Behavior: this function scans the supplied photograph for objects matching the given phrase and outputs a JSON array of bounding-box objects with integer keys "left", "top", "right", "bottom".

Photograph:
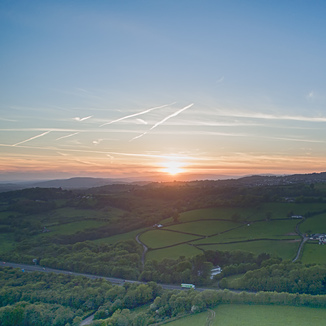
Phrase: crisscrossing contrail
[
  {"left": 131, "top": 103, "right": 194, "bottom": 141},
  {"left": 12, "top": 131, "right": 51, "bottom": 146},
  {"left": 99, "top": 102, "right": 176, "bottom": 127}
]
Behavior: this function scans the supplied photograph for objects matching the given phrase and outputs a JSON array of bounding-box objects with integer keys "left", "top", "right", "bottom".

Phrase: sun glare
[{"left": 161, "top": 160, "right": 185, "bottom": 175}]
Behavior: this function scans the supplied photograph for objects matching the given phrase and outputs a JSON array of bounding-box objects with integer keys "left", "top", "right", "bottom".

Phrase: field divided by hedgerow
[
  {"left": 41, "top": 220, "right": 108, "bottom": 236},
  {"left": 164, "top": 220, "right": 241, "bottom": 236},
  {"left": 195, "top": 239, "right": 300, "bottom": 260},
  {"left": 146, "top": 244, "right": 202, "bottom": 261},
  {"left": 139, "top": 230, "right": 201, "bottom": 249},
  {"left": 300, "top": 213, "right": 326, "bottom": 234},
  {"left": 191, "top": 219, "right": 299, "bottom": 244}
]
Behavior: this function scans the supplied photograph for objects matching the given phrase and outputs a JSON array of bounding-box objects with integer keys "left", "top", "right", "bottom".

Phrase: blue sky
[{"left": 1, "top": 0, "right": 326, "bottom": 181}]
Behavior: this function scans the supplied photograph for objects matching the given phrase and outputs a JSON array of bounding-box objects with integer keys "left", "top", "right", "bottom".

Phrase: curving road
[
  {"left": 135, "top": 232, "right": 148, "bottom": 269},
  {"left": 0, "top": 261, "right": 202, "bottom": 292}
]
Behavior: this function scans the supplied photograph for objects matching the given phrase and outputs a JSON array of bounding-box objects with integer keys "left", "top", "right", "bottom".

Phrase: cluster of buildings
[{"left": 309, "top": 233, "right": 326, "bottom": 245}]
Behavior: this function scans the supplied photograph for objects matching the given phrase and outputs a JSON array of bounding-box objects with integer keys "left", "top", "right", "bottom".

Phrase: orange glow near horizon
[{"left": 160, "top": 160, "right": 186, "bottom": 175}]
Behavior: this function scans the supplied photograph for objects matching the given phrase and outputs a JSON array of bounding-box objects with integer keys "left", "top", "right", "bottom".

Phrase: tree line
[
  {"left": 2, "top": 266, "right": 326, "bottom": 326},
  {"left": 221, "top": 260, "right": 326, "bottom": 295}
]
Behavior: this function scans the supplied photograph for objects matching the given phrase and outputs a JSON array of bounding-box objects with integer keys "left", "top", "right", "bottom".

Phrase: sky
[{"left": 1, "top": 0, "right": 326, "bottom": 181}]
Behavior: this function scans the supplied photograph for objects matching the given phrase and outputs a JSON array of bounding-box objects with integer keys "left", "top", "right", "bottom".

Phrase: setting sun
[{"left": 161, "top": 160, "right": 185, "bottom": 175}]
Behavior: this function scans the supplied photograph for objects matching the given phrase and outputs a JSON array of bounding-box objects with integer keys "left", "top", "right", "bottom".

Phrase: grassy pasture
[
  {"left": 146, "top": 244, "right": 202, "bottom": 261},
  {"left": 259, "top": 202, "right": 326, "bottom": 219},
  {"left": 41, "top": 207, "right": 121, "bottom": 226},
  {"left": 92, "top": 228, "right": 148, "bottom": 245},
  {"left": 178, "top": 207, "right": 258, "bottom": 223},
  {"left": 176, "top": 203, "right": 326, "bottom": 225},
  {"left": 192, "top": 219, "right": 299, "bottom": 244},
  {"left": 41, "top": 220, "right": 108, "bottom": 236},
  {"left": 139, "top": 230, "right": 201, "bottom": 249},
  {"left": 301, "top": 243, "right": 326, "bottom": 265},
  {"left": 166, "top": 304, "right": 326, "bottom": 326},
  {"left": 195, "top": 239, "right": 299, "bottom": 260},
  {"left": 300, "top": 213, "right": 326, "bottom": 234},
  {"left": 164, "top": 220, "right": 241, "bottom": 236}
]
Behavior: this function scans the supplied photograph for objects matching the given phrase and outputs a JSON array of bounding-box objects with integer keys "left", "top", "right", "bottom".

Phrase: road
[
  {"left": 135, "top": 232, "right": 148, "bottom": 268},
  {"left": 0, "top": 261, "right": 204, "bottom": 292},
  {"left": 292, "top": 217, "right": 308, "bottom": 262},
  {"left": 292, "top": 236, "right": 309, "bottom": 262}
]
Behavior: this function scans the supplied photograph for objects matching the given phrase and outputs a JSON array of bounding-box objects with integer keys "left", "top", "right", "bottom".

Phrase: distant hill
[
  {"left": 1, "top": 171, "right": 326, "bottom": 192},
  {"left": 234, "top": 172, "right": 326, "bottom": 186},
  {"left": 29, "top": 177, "right": 129, "bottom": 189}
]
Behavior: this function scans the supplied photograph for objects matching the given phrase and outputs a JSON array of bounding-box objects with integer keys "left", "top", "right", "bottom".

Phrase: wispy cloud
[
  {"left": 92, "top": 139, "right": 103, "bottom": 145},
  {"left": 131, "top": 103, "right": 194, "bottom": 141},
  {"left": 99, "top": 102, "right": 176, "bottom": 127},
  {"left": 136, "top": 118, "right": 147, "bottom": 124},
  {"left": 215, "top": 110, "right": 326, "bottom": 122},
  {"left": 74, "top": 115, "right": 93, "bottom": 122},
  {"left": 12, "top": 131, "right": 51, "bottom": 146},
  {"left": 306, "top": 91, "right": 314, "bottom": 100},
  {"left": 55, "top": 132, "right": 80, "bottom": 141},
  {"left": 266, "top": 136, "right": 325, "bottom": 143},
  {"left": 0, "top": 143, "right": 196, "bottom": 161}
]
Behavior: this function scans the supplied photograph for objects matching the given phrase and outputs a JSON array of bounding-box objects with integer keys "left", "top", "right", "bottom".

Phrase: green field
[
  {"left": 301, "top": 213, "right": 326, "bottom": 234},
  {"left": 192, "top": 219, "right": 299, "bottom": 244},
  {"left": 166, "top": 304, "right": 326, "bottom": 326},
  {"left": 178, "top": 207, "right": 258, "bottom": 222},
  {"left": 140, "top": 230, "right": 201, "bottom": 249},
  {"left": 195, "top": 239, "right": 299, "bottom": 260},
  {"left": 177, "top": 203, "right": 326, "bottom": 224},
  {"left": 42, "top": 220, "right": 108, "bottom": 236},
  {"left": 140, "top": 213, "right": 303, "bottom": 261},
  {"left": 92, "top": 228, "right": 148, "bottom": 245},
  {"left": 164, "top": 220, "right": 241, "bottom": 236},
  {"left": 146, "top": 244, "right": 202, "bottom": 261},
  {"left": 258, "top": 202, "right": 326, "bottom": 219},
  {"left": 301, "top": 242, "right": 326, "bottom": 264},
  {"left": 42, "top": 207, "right": 113, "bottom": 225}
]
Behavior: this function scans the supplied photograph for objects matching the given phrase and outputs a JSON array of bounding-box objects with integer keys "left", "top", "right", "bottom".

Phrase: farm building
[{"left": 210, "top": 266, "right": 222, "bottom": 279}]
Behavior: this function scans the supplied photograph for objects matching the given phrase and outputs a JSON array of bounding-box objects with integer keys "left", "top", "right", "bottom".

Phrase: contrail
[
  {"left": 130, "top": 103, "right": 194, "bottom": 141},
  {"left": 12, "top": 131, "right": 51, "bottom": 146},
  {"left": 74, "top": 115, "right": 93, "bottom": 122},
  {"left": 56, "top": 132, "right": 80, "bottom": 141},
  {"left": 99, "top": 102, "right": 176, "bottom": 127}
]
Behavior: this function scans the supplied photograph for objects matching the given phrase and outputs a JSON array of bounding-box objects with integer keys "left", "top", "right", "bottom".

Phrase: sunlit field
[
  {"left": 193, "top": 219, "right": 299, "bottom": 243},
  {"left": 195, "top": 240, "right": 300, "bottom": 260},
  {"left": 178, "top": 207, "right": 259, "bottom": 222},
  {"left": 139, "top": 230, "right": 201, "bottom": 249},
  {"left": 146, "top": 244, "right": 202, "bottom": 261},
  {"left": 301, "top": 243, "right": 326, "bottom": 265},
  {"left": 164, "top": 220, "right": 241, "bottom": 236},
  {"left": 165, "top": 304, "right": 326, "bottom": 326},
  {"left": 178, "top": 203, "right": 326, "bottom": 223}
]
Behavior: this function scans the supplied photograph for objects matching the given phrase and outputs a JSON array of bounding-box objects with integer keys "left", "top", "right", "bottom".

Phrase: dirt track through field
[{"left": 206, "top": 309, "right": 216, "bottom": 326}]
